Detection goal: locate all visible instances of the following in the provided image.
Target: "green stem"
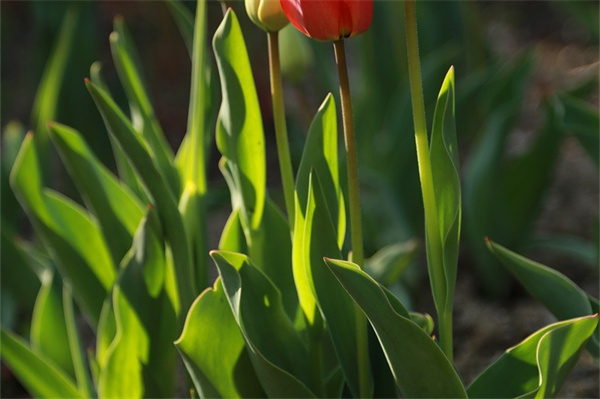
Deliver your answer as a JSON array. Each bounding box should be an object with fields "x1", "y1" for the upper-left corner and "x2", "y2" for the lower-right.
[
  {"x1": 404, "y1": 0, "x2": 452, "y2": 362},
  {"x1": 333, "y1": 39, "x2": 370, "y2": 398},
  {"x1": 268, "y1": 31, "x2": 296, "y2": 229}
]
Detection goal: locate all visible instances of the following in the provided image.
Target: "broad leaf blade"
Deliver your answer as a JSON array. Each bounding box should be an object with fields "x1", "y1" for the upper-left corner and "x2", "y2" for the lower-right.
[
  {"x1": 213, "y1": 9, "x2": 266, "y2": 231},
  {"x1": 467, "y1": 315, "x2": 598, "y2": 398},
  {"x1": 86, "y1": 80, "x2": 196, "y2": 316},
  {"x1": 98, "y1": 209, "x2": 178, "y2": 398},
  {"x1": 10, "y1": 134, "x2": 114, "y2": 327},
  {"x1": 175, "y1": 278, "x2": 265, "y2": 398},
  {"x1": 487, "y1": 239, "x2": 599, "y2": 356},
  {"x1": 0, "y1": 329, "x2": 83, "y2": 399},
  {"x1": 325, "y1": 258, "x2": 467, "y2": 398},
  {"x1": 49, "y1": 122, "x2": 145, "y2": 264},
  {"x1": 210, "y1": 250, "x2": 315, "y2": 398}
]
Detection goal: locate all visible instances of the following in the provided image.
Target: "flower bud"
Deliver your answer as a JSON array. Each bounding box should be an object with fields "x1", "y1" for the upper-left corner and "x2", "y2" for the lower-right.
[
  {"x1": 280, "y1": 0, "x2": 373, "y2": 42},
  {"x1": 245, "y1": 0, "x2": 289, "y2": 32}
]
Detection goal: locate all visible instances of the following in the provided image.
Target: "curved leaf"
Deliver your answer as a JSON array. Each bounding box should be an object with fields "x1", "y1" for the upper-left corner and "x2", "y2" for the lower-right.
[
  {"x1": 304, "y1": 171, "x2": 372, "y2": 398},
  {"x1": 487, "y1": 239, "x2": 599, "y2": 357},
  {"x1": 467, "y1": 315, "x2": 598, "y2": 398},
  {"x1": 86, "y1": 80, "x2": 195, "y2": 316},
  {"x1": 324, "y1": 258, "x2": 467, "y2": 398},
  {"x1": 0, "y1": 329, "x2": 83, "y2": 399},
  {"x1": 210, "y1": 250, "x2": 315, "y2": 398},
  {"x1": 49, "y1": 122, "x2": 145, "y2": 264},
  {"x1": 213, "y1": 9, "x2": 266, "y2": 231},
  {"x1": 98, "y1": 209, "x2": 177, "y2": 399},
  {"x1": 10, "y1": 134, "x2": 114, "y2": 327},
  {"x1": 175, "y1": 278, "x2": 265, "y2": 398}
]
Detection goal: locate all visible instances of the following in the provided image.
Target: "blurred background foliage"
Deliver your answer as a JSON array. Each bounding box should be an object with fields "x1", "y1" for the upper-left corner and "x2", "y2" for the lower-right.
[{"x1": 1, "y1": 2, "x2": 598, "y2": 392}]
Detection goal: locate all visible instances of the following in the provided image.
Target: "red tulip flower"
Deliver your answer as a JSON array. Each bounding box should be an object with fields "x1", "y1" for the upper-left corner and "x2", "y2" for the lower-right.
[{"x1": 280, "y1": 0, "x2": 373, "y2": 41}]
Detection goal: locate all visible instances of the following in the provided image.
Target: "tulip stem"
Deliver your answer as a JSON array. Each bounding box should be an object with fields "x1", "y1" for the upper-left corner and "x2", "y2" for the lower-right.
[
  {"x1": 334, "y1": 39, "x2": 370, "y2": 399},
  {"x1": 404, "y1": 0, "x2": 452, "y2": 362},
  {"x1": 268, "y1": 31, "x2": 295, "y2": 229}
]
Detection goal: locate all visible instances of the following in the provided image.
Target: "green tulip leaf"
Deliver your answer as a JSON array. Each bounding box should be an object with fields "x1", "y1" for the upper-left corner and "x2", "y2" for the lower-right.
[
  {"x1": 467, "y1": 315, "x2": 598, "y2": 398},
  {"x1": 560, "y1": 93, "x2": 599, "y2": 165},
  {"x1": 165, "y1": 0, "x2": 194, "y2": 57},
  {"x1": 365, "y1": 239, "x2": 419, "y2": 286},
  {"x1": 210, "y1": 250, "x2": 315, "y2": 398},
  {"x1": 302, "y1": 171, "x2": 372, "y2": 398},
  {"x1": 86, "y1": 79, "x2": 195, "y2": 315},
  {"x1": 428, "y1": 66, "x2": 461, "y2": 319},
  {"x1": 175, "y1": 278, "x2": 265, "y2": 398},
  {"x1": 213, "y1": 9, "x2": 266, "y2": 231},
  {"x1": 30, "y1": 270, "x2": 74, "y2": 380},
  {"x1": 293, "y1": 94, "x2": 345, "y2": 332},
  {"x1": 10, "y1": 134, "x2": 114, "y2": 327},
  {"x1": 111, "y1": 16, "x2": 180, "y2": 195},
  {"x1": 30, "y1": 6, "x2": 78, "y2": 176},
  {"x1": 487, "y1": 239, "x2": 599, "y2": 357},
  {"x1": 0, "y1": 329, "x2": 83, "y2": 399},
  {"x1": 48, "y1": 122, "x2": 145, "y2": 264},
  {"x1": 324, "y1": 258, "x2": 467, "y2": 398},
  {"x1": 219, "y1": 208, "x2": 248, "y2": 254},
  {"x1": 98, "y1": 209, "x2": 178, "y2": 399}
]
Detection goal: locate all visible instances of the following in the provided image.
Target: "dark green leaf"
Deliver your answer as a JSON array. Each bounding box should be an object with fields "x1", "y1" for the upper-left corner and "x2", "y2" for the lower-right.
[
  {"x1": 210, "y1": 250, "x2": 315, "y2": 398},
  {"x1": 325, "y1": 258, "x2": 467, "y2": 398},
  {"x1": 468, "y1": 315, "x2": 598, "y2": 398}
]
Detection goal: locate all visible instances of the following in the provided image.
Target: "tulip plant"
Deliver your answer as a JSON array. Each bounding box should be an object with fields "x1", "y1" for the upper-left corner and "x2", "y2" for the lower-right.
[{"x1": 2, "y1": 1, "x2": 598, "y2": 399}]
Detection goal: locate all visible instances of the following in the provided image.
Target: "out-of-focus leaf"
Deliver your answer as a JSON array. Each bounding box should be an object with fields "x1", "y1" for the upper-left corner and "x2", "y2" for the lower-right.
[
  {"x1": 279, "y1": 25, "x2": 314, "y2": 83},
  {"x1": 210, "y1": 250, "x2": 315, "y2": 398},
  {"x1": 218, "y1": 209, "x2": 248, "y2": 254},
  {"x1": 175, "y1": 278, "x2": 265, "y2": 398},
  {"x1": 30, "y1": 6, "x2": 78, "y2": 178},
  {"x1": 111, "y1": 17, "x2": 180, "y2": 195},
  {"x1": 1, "y1": 121, "x2": 26, "y2": 233},
  {"x1": 179, "y1": 182, "x2": 208, "y2": 289},
  {"x1": 0, "y1": 329, "x2": 83, "y2": 399},
  {"x1": 213, "y1": 9, "x2": 266, "y2": 231},
  {"x1": 62, "y1": 286, "x2": 93, "y2": 398},
  {"x1": 365, "y1": 239, "x2": 418, "y2": 286},
  {"x1": 176, "y1": 0, "x2": 210, "y2": 289},
  {"x1": 10, "y1": 134, "x2": 114, "y2": 327},
  {"x1": 324, "y1": 258, "x2": 467, "y2": 398},
  {"x1": 467, "y1": 315, "x2": 598, "y2": 398},
  {"x1": 463, "y1": 55, "x2": 533, "y2": 296},
  {"x1": 98, "y1": 209, "x2": 177, "y2": 398},
  {"x1": 49, "y1": 122, "x2": 145, "y2": 264},
  {"x1": 30, "y1": 270, "x2": 74, "y2": 379},
  {"x1": 528, "y1": 235, "x2": 598, "y2": 271},
  {"x1": 89, "y1": 62, "x2": 148, "y2": 202},
  {"x1": 501, "y1": 100, "x2": 564, "y2": 239},
  {"x1": 0, "y1": 230, "x2": 41, "y2": 312},
  {"x1": 487, "y1": 239, "x2": 599, "y2": 357},
  {"x1": 560, "y1": 94, "x2": 599, "y2": 165},
  {"x1": 165, "y1": 0, "x2": 194, "y2": 57},
  {"x1": 303, "y1": 171, "x2": 371, "y2": 398},
  {"x1": 86, "y1": 80, "x2": 196, "y2": 316}
]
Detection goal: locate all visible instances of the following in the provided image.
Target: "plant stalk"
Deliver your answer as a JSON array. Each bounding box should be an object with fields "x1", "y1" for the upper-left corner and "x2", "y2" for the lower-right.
[
  {"x1": 268, "y1": 31, "x2": 296, "y2": 229},
  {"x1": 404, "y1": 0, "x2": 452, "y2": 362},
  {"x1": 333, "y1": 39, "x2": 370, "y2": 398}
]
